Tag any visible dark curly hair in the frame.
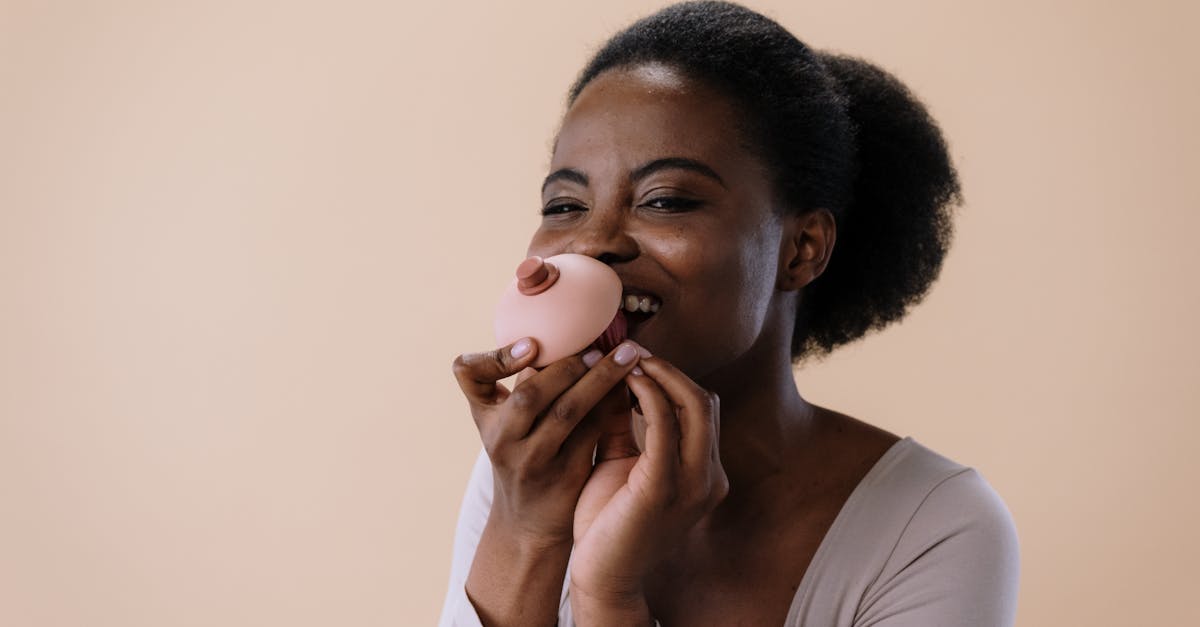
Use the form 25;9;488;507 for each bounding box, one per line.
564;1;962;364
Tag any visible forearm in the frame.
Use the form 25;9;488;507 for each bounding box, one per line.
464;518;572;627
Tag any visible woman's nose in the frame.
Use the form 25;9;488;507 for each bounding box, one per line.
566;207;638;265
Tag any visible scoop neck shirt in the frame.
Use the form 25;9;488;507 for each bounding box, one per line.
438;436;1019;626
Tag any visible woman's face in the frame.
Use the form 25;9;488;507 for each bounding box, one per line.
529;63;789;381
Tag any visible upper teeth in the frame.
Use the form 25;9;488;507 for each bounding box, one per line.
623;294;661;314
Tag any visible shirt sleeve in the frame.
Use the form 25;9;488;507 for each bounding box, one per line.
436;448;495;627
854;468;1021;627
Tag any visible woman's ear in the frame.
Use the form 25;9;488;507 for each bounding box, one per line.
777;208;836;291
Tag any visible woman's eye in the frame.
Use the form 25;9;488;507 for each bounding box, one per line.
540;202;586;216
643;196;702;212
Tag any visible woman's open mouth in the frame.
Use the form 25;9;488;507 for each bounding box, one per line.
592;291;662;353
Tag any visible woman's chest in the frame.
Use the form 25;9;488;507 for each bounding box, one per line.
635;419;900;625
640;501;842;626
644;566;807;626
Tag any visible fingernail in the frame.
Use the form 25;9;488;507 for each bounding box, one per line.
637;345;652;358
631;365;644;376
511;338;532;358
582;349;603;368
614;343;638;366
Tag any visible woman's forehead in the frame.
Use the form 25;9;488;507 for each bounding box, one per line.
551;65;745;172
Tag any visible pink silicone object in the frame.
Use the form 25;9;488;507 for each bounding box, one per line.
494;253;622;368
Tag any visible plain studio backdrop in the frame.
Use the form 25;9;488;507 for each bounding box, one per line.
1;1;1196;625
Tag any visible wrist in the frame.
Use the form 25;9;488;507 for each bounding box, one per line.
479;519;574;575
569;583;653;627
486;506;575;553
465;521;573;627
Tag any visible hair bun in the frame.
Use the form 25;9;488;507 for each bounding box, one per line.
793;50;963;360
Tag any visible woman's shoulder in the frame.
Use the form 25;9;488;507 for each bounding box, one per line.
852;438;1021;624
845;436;1018;548
882;437;1017;534
889;437;1019;559
789;436;1021;625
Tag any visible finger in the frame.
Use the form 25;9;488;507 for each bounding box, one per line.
624;370;680;485
451;338;539;406
635;357;718;475
548;341;645;462
498;350;594;440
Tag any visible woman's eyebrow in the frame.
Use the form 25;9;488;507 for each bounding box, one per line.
541;168;588;194
541;157;727;194
630;157;726;189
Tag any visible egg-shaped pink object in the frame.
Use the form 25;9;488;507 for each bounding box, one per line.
494;253;622;368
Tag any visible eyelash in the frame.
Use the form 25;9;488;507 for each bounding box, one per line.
540;197;702;216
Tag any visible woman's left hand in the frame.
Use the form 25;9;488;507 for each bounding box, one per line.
568;353;729;622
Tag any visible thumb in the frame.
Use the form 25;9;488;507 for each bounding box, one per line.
451;337;539;405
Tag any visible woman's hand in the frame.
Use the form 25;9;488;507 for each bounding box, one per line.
568;354;729;624
450;337;644;627
452;337;645;543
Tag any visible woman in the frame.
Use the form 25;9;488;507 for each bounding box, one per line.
439;2;1019;625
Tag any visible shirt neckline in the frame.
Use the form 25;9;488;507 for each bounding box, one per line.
782;435;917;624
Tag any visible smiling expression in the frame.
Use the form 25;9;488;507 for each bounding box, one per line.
527;63;796;381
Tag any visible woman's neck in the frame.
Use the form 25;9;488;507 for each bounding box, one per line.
698;320;817;494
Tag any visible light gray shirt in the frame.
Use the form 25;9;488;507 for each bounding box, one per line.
438;436;1020;626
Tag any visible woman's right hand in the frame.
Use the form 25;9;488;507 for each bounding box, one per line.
451;337;644;626
452;337;644;544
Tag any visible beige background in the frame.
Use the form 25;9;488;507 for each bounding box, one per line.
1;0;1196;625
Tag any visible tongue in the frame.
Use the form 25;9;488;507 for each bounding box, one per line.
591;308;627;354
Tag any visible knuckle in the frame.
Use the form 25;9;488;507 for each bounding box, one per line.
562;355;588;380
450;354;471;378
486;348;509;372
507;386;539;413
550;400;577;424
709;470;730;504
681;469;722;508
